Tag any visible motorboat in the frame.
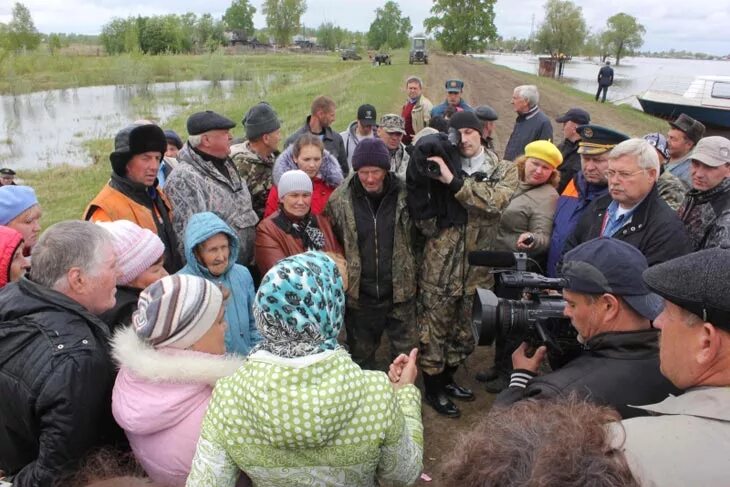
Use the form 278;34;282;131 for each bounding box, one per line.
638;76;730;128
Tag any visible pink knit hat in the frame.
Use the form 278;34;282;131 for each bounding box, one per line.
96;220;165;285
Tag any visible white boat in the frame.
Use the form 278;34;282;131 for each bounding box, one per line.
637;76;730;128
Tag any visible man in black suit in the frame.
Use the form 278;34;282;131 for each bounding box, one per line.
596;61;614;103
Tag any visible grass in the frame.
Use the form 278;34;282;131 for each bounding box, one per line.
22;49;424;227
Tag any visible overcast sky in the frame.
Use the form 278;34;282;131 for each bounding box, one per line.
1;0;729;55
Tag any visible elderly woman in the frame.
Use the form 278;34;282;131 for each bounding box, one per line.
111;274;245;487
0;226;31;289
0;185;42;256
264;134;344;217
187;251;423;487
255;169;342;275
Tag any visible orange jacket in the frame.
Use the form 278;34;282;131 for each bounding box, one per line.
84;183;173;235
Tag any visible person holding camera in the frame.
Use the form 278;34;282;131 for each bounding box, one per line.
493;237;679;418
407;111;518;417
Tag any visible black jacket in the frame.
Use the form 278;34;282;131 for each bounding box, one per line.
99;285;141;334
503;107;553;162
557;138;581;194
598;65;614;86
0;278;120;486
562;184;693;267
494;330;681;418
285;116;349;177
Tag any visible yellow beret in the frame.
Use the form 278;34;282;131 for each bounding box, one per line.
524;140;563;168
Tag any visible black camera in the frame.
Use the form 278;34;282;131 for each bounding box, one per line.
424;128;462;177
469;251;580;368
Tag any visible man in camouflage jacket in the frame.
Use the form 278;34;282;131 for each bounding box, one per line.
407;112;518;418
325;138;419;370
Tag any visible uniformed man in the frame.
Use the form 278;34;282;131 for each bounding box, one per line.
0;168;16;186
431;79;473;117
407;111;518;417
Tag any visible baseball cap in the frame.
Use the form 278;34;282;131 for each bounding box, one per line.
357;104;377;126
379;114;405;134
556;108;591;125
690;136;730;168
643;133;670;160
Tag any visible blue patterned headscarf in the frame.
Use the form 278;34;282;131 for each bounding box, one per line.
253;251;345;358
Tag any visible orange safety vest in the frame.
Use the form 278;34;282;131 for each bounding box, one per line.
83;183;173;235
561;178;579;198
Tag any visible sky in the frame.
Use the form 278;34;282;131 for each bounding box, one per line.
1;0;729;55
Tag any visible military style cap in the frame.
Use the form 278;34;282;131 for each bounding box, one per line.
187;110;236;136
668;113;705;145
643;248;730;330
379;114;406;134
475;105;498;122
0;168;16;176
691;136;730;168
445;79;464;93
357;104;377;126
556;108;590;125
576;124;630;155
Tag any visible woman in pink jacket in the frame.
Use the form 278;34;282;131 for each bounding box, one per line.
111;274;245;486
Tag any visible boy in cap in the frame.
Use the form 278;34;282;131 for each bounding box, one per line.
377;114;410;181
677;135;730;249
231;102;282;219
340;103;377;170
494;237;679;417
666;113;706;187
165;110;259;267
431;79;473;117
84;123;181;272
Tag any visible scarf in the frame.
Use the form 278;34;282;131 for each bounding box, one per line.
273;211;326;250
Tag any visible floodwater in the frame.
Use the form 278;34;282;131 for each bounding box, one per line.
470;53;730;108
0;80;242;170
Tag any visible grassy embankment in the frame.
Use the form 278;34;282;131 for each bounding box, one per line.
20;50;421;227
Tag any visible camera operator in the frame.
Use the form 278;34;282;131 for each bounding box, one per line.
407;111;518;417
493;237;679;418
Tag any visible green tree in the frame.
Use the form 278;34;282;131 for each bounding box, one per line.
425;0;498;55
534;0;586;56
223;0;256;39
7;2;41;51
317;22;343;51
367;1;412;50
262;0;307;47
47;33;62;54
603;13;645;65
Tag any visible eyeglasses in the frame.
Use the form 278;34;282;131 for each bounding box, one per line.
603;169;646;180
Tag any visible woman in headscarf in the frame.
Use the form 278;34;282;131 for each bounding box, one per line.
0;225;31;289
255;169;342;275
187;251;423;487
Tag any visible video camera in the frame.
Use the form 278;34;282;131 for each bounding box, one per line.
469;250;580;369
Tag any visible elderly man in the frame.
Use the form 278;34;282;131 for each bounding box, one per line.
285;95;349;177
340;103;377;169
546;125;628;277
494;238;679;417
475;105;499;152
231;102;282;219
555;108;590;192
0;168;16;186
0;221;121;485
401;76;433;145
431;79;473;118
562;138;692;267
678;135;730;249
503;85;553;162
666;113;706;187
407;111;518;417
85;123;181;272
377;114;410;181
325;138;419;370
610;248;730;485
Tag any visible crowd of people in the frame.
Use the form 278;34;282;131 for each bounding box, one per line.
0;74;729;487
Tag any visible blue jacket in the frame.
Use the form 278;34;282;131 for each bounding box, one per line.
178;212;261;356
431;99;473;117
546;172;608;277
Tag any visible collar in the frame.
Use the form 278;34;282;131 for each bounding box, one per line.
632;386;730;421
687;177;730;201
109;173;158;206
517;105;540;121
583;329;659;359
192;145;228;166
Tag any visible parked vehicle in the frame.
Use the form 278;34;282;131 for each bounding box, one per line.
342;48;362;61
409;36;428;64
373;52;391;65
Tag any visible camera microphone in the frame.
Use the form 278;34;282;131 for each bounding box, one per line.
468;251;517;268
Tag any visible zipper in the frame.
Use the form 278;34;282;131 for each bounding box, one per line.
365;196;382;299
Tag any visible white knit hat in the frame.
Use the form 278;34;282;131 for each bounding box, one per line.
278;169;313;200
96;220;165;285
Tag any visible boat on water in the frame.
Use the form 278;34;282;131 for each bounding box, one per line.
637;76;730;128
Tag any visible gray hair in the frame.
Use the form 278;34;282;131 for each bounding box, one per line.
609;138;660;174
187;134;202;148
30;221;114;290
514;85;539;108
406;76;423;88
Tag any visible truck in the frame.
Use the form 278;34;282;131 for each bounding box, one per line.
409;36;428;64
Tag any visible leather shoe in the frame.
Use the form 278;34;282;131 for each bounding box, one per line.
444;382;475;401
424;393;461;418
475;367;499;383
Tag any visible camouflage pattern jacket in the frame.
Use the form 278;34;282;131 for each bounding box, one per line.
390;143;410;182
230;141;276;220
657;168;687;211
418;151;518;296
325;174;417;306
678;177;730;250
164;144;259;266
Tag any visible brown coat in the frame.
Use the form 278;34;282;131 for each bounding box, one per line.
255;212;343;275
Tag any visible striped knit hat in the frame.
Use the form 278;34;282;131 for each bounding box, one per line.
133;274;223;349
96;220;165;285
